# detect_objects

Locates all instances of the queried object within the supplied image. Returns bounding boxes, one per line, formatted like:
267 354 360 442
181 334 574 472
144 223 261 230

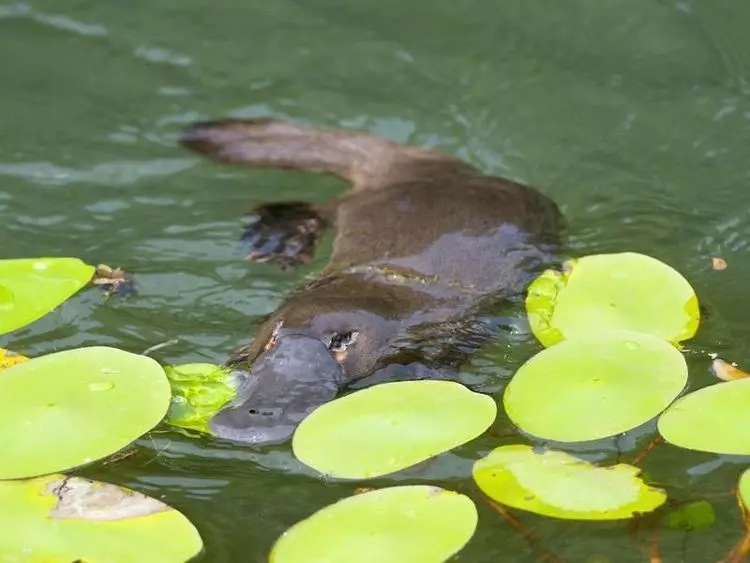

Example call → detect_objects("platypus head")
209 274 450 445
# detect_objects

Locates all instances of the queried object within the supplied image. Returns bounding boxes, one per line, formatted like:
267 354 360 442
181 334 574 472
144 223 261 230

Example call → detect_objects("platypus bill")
179 118 563 445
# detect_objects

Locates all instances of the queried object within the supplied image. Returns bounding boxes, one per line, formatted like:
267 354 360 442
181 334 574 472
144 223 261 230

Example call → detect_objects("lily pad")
658 379 750 455
0 346 171 480
504 331 687 443
0 347 29 371
472 444 666 520
293 380 496 479
0 257 95 335
0 474 203 562
164 362 237 433
526 252 699 347
270 485 477 563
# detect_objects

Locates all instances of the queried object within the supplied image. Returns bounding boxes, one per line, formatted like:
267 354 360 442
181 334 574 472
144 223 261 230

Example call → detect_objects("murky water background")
3 1 750 560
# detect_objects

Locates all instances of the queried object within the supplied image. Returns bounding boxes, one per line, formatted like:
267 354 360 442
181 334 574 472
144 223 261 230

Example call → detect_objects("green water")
2 0 750 560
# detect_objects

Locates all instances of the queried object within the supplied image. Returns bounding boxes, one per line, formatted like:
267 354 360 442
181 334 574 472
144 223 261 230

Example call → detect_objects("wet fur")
181 119 562 386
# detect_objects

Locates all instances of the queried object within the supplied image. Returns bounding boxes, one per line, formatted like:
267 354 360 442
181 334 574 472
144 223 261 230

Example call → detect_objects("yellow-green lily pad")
0 257 95 335
164 362 237 434
270 486 477 563
472 445 666 520
526 252 699 347
0 346 171 480
504 331 687 443
293 380 496 479
658 379 750 455
0 474 203 562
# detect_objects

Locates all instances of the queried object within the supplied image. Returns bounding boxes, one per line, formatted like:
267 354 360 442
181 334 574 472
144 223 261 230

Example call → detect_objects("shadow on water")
3 0 750 560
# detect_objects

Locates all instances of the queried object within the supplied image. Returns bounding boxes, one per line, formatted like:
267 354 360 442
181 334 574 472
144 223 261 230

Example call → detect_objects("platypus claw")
241 202 325 270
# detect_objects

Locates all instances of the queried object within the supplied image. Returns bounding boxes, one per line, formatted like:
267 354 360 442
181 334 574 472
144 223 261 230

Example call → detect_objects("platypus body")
180 119 562 445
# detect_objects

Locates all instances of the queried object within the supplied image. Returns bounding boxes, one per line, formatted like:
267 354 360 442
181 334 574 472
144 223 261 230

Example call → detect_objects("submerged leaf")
0 347 29 371
504 331 687 442
663 501 715 531
526 252 699 347
0 346 171 480
658 379 750 455
0 474 203 562
270 485 477 563
0 257 95 335
164 363 237 433
473 445 666 520
293 380 496 479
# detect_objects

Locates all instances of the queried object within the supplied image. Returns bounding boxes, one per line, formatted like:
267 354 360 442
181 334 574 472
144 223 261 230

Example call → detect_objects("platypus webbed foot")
241 201 327 270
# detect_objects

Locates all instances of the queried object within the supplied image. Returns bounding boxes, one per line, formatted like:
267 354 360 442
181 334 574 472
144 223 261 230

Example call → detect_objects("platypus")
179 119 562 445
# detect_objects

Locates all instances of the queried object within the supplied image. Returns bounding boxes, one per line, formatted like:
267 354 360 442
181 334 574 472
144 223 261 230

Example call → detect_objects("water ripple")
0 159 196 187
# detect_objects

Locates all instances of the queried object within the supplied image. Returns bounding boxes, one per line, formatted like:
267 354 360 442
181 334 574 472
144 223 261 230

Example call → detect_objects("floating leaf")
0 347 29 371
526 252 699 347
292 380 496 479
0 474 203 562
270 485 476 563
712 358 750 382
658 379 750 455
164 362 237 433
0 257 95 335
711 257 728 271
0 346 171 480
663 501 715 531
472 445 666 520
504 331 687 442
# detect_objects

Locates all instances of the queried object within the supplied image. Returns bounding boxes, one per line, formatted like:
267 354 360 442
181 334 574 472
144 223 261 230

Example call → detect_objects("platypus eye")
328 331 359 352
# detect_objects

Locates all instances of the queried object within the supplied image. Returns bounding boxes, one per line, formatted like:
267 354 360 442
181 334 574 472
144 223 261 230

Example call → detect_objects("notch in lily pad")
473 445 667 520
270 486 477 563
0 474 203 562
293 380 496 479
504 330 687 443
0 257 95 335
526 252 699 347
0 346 171 480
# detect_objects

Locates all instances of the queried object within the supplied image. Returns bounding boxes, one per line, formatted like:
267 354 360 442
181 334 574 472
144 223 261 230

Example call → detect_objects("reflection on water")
2 0 750 560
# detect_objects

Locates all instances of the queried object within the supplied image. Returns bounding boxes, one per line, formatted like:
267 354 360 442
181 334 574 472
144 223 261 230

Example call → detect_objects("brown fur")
181 119 562 384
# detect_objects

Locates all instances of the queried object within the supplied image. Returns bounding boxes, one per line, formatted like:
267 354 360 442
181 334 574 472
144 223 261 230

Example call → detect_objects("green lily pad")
658 379 750 455
0 474 203 562
504 331 687 443
472 445 666 520
293 380 496 479
270 485 477 563
0 346 171 480
526 252 699 347
0 257 95 335
164 362 237 433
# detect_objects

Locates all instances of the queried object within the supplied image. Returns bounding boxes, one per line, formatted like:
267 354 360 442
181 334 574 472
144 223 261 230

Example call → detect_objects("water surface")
3 1 750 561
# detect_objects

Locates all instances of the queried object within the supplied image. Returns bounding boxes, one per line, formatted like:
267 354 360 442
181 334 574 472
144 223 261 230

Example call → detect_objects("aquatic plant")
292 380 496 479
0 257 203 562
270 486 477 563
4 251 750 562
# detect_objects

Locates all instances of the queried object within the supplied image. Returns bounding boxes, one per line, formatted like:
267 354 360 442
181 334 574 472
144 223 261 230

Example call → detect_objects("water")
2 0 750 560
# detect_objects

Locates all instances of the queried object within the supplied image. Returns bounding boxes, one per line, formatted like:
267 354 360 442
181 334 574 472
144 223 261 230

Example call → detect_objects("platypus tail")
179 118 467 191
